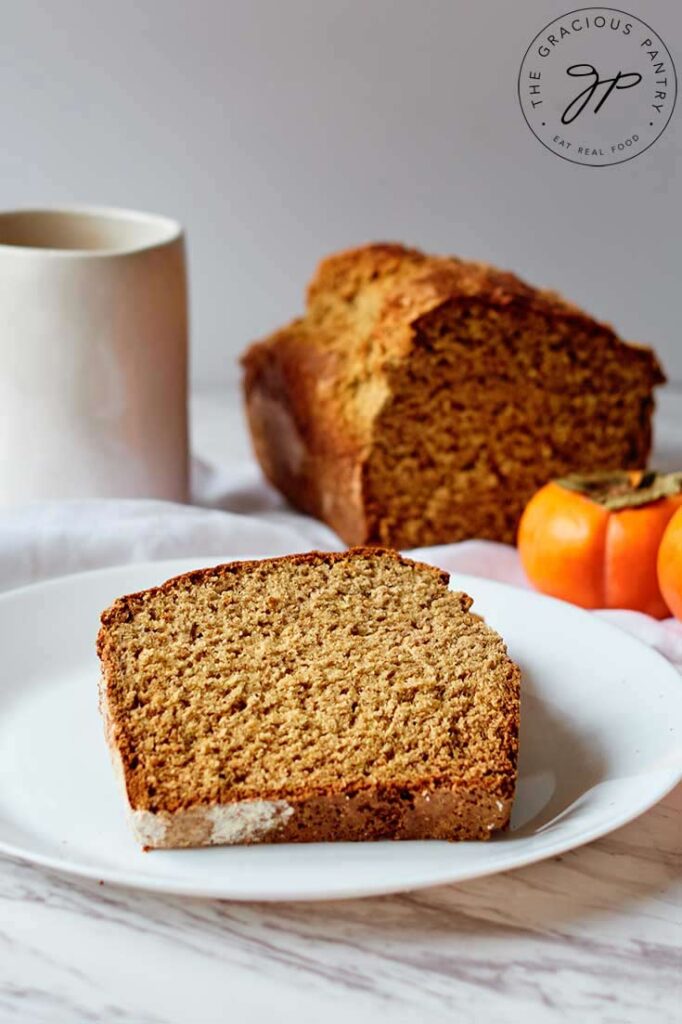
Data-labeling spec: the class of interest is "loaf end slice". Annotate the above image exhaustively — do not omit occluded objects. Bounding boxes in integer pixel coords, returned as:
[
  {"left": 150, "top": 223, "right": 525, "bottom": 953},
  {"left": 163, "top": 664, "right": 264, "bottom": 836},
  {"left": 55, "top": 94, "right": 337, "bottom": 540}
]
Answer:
[{"left": 97, "top": 548, "right": 520, "bottom": 848}]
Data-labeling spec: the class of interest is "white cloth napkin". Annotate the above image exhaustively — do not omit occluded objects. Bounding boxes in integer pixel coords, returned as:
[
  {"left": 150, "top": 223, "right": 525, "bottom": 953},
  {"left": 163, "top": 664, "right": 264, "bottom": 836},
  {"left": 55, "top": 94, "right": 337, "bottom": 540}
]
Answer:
[
  {"left": 1, "top": 475, "right": 681, "bottom": 674},
  {"left": 0, "top": 497, "right": 338, "bottom": 593}
]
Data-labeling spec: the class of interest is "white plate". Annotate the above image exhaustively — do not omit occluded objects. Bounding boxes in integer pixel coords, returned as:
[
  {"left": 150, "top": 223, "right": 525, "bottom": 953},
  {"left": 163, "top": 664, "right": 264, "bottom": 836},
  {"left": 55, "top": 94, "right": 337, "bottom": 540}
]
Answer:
[{"left": 0, "top": 557, "right": 680, "bottom": 901}]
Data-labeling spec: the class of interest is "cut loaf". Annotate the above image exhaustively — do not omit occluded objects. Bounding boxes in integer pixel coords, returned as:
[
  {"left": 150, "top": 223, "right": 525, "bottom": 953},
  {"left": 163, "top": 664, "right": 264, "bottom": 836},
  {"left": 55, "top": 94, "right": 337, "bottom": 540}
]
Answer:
[
  {"left": 97, "top": 549, "right": 520, "bottom": 848},
  {"left": 242, "top": 243, "right": 664, "bottom": 548}
]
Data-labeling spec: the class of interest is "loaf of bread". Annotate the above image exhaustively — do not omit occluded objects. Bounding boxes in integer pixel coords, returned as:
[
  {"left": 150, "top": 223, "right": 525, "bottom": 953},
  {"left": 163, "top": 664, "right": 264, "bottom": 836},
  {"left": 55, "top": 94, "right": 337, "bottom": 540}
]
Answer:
[
  {"left": 97, "top": 548, "right": 520, "bottom": 848},
  {"left": 243, "top": 243, "right": 665, "bottom": 548}
]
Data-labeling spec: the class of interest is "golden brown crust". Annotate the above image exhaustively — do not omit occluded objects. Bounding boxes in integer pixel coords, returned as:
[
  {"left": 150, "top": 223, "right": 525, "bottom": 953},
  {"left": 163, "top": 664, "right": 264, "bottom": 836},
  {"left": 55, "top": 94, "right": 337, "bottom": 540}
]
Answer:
[
  {"left": 243, "top": 375, "right": 369, "bottom": 543},
  {"left": 242, "top": 242, "right": 665, "bottom": 547},
  {"left": 263, "top": 786, "right": 513, "bottom": 844},
  {"left": 97, "top": 547, "right": 450, "bottom": 637},
  {"left": 307, "top": 241, "right": 578, "bottom": 322},
  {"left": 127, "top": 785, "right": 514, "bottom": 849}
]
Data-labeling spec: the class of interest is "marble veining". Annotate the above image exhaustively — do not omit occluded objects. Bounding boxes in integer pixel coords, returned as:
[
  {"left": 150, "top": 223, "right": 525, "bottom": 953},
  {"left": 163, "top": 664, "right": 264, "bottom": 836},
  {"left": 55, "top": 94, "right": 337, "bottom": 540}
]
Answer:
[{"left": 1, "top": 782, "right": 680, "bottom": 1024}]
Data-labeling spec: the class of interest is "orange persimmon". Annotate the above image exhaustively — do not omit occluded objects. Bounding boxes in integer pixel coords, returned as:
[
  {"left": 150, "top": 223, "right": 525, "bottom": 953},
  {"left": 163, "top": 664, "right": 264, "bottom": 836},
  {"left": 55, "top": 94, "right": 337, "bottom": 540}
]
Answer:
[
  {"left": 658, "top": 507, "right": 682, "bottom": 620},
  {"left": 518, "top": 471, "right": 682, "bottom": 618}
]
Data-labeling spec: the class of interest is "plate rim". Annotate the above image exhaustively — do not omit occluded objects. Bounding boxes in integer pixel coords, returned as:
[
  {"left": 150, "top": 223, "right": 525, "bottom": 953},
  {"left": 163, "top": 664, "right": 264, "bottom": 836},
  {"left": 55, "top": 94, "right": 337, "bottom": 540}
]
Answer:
[{"left": 1, "top": 556, "right": 681, "bottom": 901}]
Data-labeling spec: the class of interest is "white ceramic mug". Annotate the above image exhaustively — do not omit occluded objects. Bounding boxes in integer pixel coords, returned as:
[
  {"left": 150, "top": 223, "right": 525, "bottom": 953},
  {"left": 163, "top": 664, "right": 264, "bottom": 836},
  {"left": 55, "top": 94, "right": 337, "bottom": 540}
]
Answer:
[{"left": 0, "top": 206, "right": 189, "bottom": 504}]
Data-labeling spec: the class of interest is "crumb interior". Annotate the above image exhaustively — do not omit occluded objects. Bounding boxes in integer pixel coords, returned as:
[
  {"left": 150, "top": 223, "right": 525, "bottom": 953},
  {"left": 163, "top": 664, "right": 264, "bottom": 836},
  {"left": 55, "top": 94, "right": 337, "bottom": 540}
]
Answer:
[
  {"left": 103, "top": 552, "right": 518, "bottom": 812},
  {"left": 363, "top": 303, "right": 655, "bottom": 547}
]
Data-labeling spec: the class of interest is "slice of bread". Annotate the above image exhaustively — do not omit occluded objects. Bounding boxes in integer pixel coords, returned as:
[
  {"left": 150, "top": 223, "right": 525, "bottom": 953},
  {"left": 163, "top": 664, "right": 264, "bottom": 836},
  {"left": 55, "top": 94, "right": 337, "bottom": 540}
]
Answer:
[{"left": 97, "top": 549, "right": 520, "bottom": 849}]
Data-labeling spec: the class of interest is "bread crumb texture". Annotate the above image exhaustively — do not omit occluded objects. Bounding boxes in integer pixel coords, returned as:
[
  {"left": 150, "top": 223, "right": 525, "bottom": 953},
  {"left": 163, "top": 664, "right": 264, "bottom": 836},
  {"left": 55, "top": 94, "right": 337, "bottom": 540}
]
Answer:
[
  {"left": 243, "top": 243, "right": 664, "bottom": 547},
  {"left": 97, "top": 550, "right": 519, "bottom": 844}
]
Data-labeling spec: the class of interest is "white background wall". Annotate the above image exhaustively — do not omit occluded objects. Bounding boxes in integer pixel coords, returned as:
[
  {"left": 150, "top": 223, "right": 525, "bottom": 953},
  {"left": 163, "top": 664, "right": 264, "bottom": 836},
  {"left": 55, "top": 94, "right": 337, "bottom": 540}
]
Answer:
[{"left": 1, "top": 0, "right": 680, "bottom": 384}]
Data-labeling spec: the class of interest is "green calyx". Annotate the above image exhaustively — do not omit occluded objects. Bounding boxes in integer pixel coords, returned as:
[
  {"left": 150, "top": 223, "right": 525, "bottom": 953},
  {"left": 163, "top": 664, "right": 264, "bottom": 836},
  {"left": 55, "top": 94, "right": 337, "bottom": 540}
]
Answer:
[{"left": 557, "top": 470, "right": 682, "bottom": 511}]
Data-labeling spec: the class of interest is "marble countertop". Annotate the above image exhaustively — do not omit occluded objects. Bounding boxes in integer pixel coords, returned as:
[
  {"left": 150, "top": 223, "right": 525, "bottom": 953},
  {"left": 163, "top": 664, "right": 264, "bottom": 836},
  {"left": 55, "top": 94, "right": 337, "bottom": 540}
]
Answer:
[{"left": 2, "top": 384, "right": 681, "bottom": 1024}]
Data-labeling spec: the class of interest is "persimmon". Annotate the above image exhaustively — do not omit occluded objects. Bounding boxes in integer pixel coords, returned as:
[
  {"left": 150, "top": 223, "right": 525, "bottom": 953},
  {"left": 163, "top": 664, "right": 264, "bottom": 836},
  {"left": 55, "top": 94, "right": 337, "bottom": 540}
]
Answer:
[
  {"left": 658, "top": 507, "right": 682, "bottom": 620},
  {"left": 517, "top": 471, "right": 682, "bottom": 618}
]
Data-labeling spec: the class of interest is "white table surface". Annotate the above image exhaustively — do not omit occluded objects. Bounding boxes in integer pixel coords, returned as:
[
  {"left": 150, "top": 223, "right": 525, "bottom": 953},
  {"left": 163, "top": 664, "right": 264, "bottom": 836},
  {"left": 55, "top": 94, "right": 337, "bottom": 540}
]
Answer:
[{"left": 2, "top": 382, "right": 682, "bottom": 1024}]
